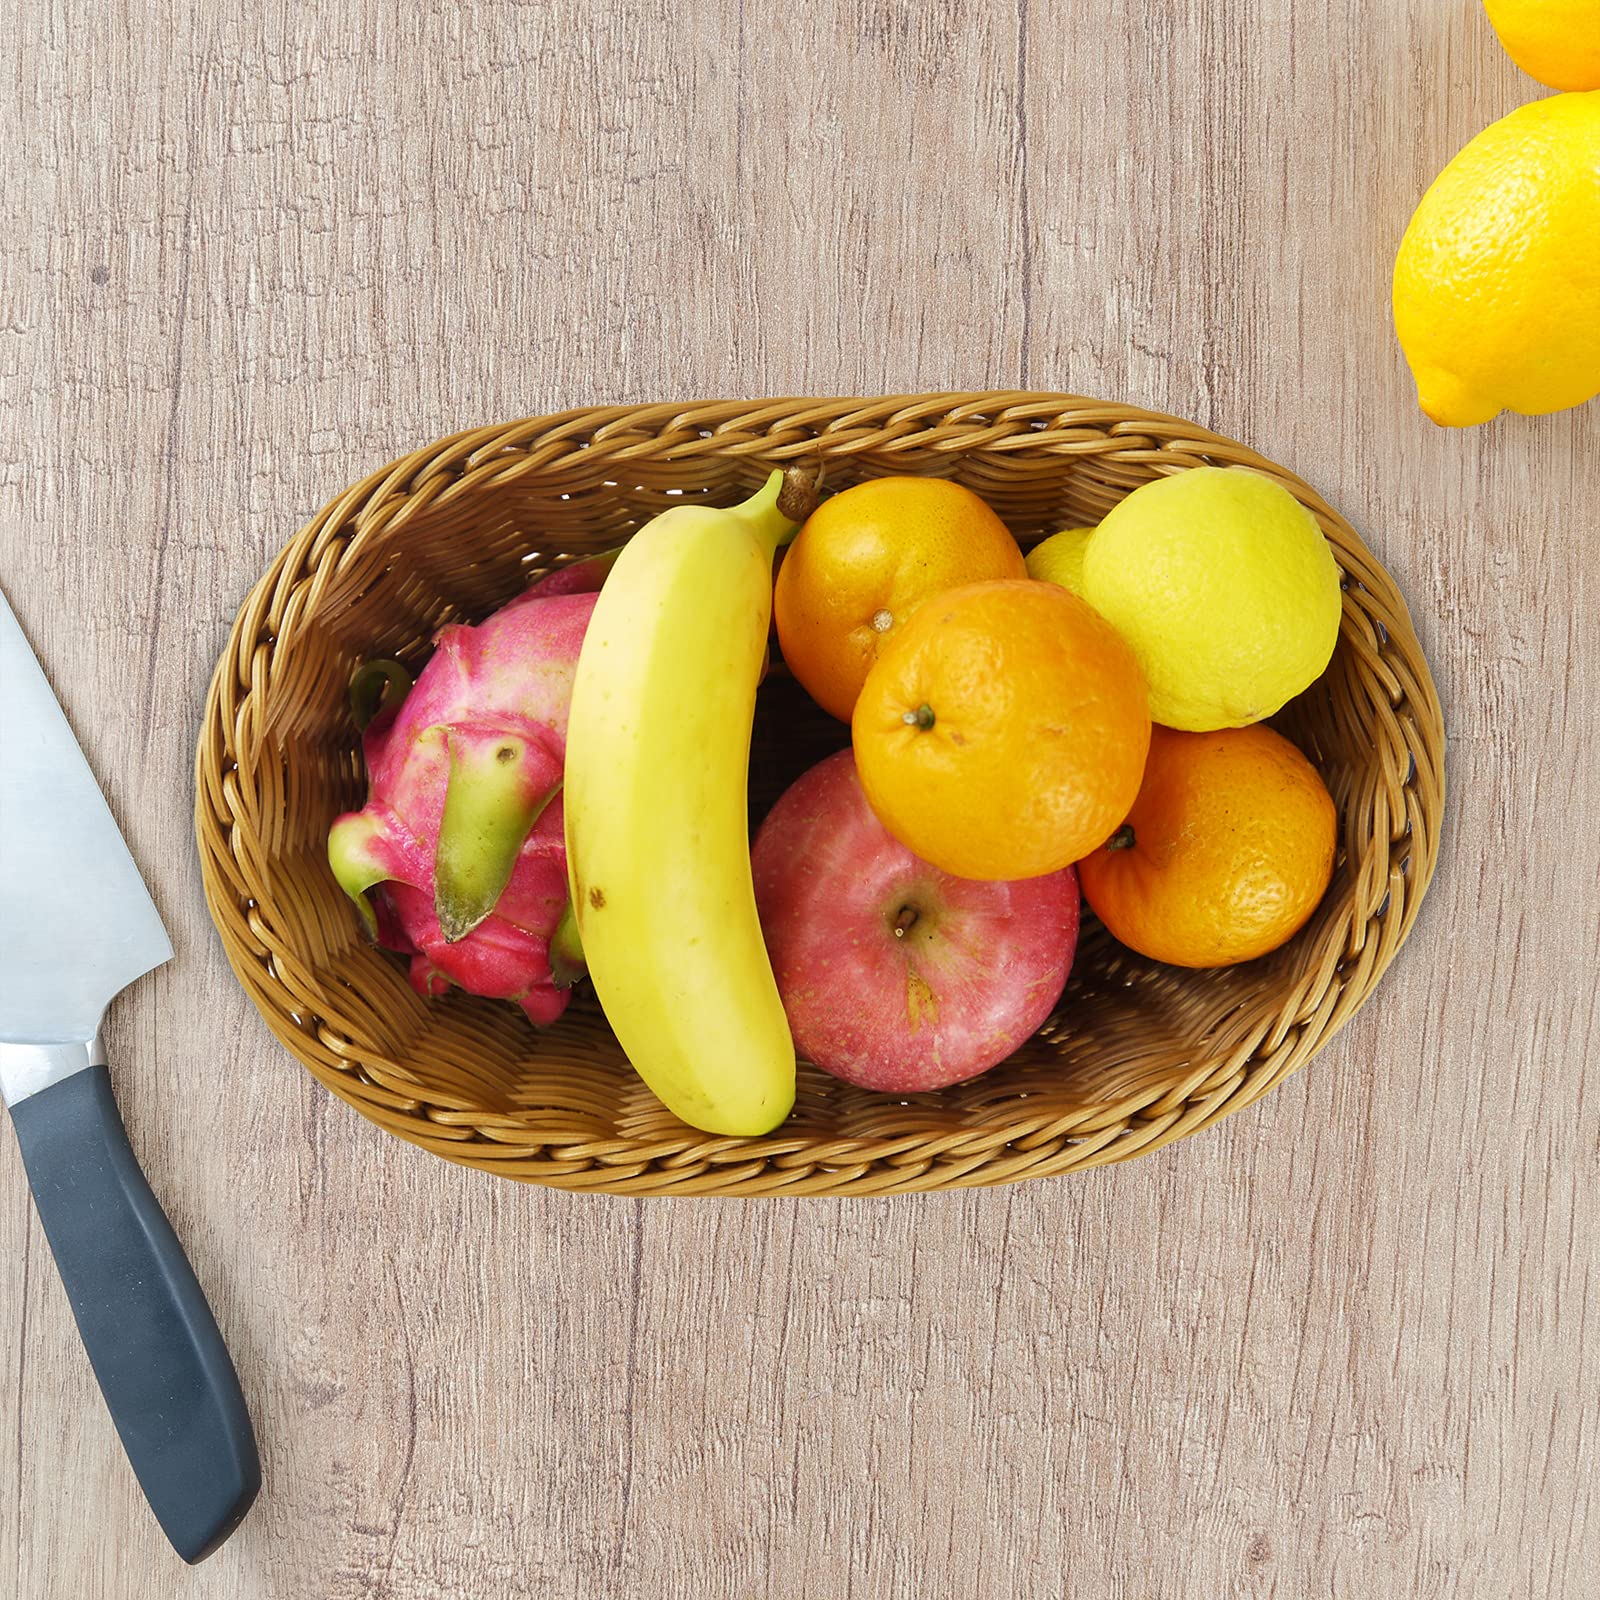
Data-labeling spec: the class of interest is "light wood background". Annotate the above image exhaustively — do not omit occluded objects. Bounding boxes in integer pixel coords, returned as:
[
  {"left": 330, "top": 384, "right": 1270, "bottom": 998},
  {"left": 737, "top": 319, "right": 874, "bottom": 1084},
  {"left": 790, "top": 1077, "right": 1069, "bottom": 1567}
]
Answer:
[{"left": 2, "top": 2, "right": 1597, "bottom": 1595}]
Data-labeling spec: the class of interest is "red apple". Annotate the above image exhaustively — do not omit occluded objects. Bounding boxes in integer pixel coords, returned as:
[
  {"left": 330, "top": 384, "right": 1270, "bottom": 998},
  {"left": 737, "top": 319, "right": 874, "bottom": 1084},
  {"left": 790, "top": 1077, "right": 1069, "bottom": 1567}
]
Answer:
[{"left": 751, "top": 750, "right": 1079, "bottom": 1092}]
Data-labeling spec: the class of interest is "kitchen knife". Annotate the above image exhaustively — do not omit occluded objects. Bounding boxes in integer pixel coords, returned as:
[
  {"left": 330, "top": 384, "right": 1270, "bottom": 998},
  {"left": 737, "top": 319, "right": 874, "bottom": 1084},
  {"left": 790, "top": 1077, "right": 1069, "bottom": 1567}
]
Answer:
[{"left": 0, "top": 583, "right": 259, "bottom": 1563}]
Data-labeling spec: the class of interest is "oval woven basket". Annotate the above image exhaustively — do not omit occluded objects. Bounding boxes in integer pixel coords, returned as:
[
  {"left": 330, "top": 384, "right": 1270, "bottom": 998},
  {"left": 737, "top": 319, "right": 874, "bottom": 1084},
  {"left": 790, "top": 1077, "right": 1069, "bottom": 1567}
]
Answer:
[{"left": 196, "top": 393, "right": 1444, "bottom": 1195}]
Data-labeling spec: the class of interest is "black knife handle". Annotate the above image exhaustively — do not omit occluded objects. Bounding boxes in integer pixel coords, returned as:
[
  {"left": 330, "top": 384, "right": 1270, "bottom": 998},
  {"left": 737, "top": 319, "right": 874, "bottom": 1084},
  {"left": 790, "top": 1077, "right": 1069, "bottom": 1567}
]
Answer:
[{"left": 8, "top": 1064, "right": 260, "bottom": 1562}]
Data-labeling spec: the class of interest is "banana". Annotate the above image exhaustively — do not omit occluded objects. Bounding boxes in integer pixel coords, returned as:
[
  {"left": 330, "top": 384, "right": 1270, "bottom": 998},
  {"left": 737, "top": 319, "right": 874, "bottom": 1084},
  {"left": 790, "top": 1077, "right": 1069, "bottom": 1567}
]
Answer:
[{"left": 563, "top": 468, "right": 817, "bottom": 1136}]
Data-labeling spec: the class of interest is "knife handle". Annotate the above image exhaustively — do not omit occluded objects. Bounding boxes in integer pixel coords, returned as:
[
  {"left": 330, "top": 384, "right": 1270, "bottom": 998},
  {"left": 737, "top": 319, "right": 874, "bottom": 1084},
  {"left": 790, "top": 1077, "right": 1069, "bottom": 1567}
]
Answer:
[{"left": 8, "top": 1061, "right": 260, "bottom": 1563}]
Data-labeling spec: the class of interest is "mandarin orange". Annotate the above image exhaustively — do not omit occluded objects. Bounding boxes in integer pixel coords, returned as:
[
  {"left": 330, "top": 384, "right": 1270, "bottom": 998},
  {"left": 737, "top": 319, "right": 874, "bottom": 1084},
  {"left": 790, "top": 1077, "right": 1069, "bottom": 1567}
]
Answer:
[
  {"left": 850, "top": 579, "right": 1150, "bottom": 880},
  {"left": 774, "top": 476, "right": 1026, "bottom": 721},
  {"left": 1077, "top": 724, "right": 1336, "bottom": 968}
]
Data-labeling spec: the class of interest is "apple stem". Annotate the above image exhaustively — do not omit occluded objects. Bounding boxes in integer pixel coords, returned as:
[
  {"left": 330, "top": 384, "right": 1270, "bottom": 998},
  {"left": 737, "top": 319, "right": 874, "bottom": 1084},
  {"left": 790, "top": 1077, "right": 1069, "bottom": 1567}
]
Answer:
[
  {"left": 1105, "top": 824, "right": 1136, "bottom": 851},
  {"left": 893, "top": 905, "right": 920, "bottom": 938}
]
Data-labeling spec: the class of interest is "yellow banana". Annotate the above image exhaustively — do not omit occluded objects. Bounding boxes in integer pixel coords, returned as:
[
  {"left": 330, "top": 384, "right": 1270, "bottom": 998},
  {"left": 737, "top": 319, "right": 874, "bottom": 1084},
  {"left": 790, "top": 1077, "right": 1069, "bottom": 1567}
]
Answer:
[{"left": 564, "top": 468, "right": 816, "bottom": 1135}]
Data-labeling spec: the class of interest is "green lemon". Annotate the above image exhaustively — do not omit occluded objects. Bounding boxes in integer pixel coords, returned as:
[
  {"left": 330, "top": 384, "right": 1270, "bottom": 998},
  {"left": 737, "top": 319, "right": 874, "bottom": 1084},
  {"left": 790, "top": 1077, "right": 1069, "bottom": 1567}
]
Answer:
[
  {"left": 1025, "top": 526, "right": 1096, "bottom": 595},
  {"left": 1083, "top": 467, "right": 1341, "bottom": 731}
]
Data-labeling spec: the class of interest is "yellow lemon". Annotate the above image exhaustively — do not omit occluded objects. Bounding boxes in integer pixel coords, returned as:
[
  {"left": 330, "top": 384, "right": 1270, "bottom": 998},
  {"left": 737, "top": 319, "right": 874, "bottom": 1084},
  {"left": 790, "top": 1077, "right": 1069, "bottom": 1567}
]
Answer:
[
  {"left": 1082, "top": 468, "right": 1341, "bottom": 732},
  {"left": 1485, "top": 1, "right": 1600, "bottom": 91},
  {"left": 1393, "top": 91, "right": 1600, "bottom": 426},
  {"left": 1024, "top": 526, "right": 1095, "bottom": 595}
]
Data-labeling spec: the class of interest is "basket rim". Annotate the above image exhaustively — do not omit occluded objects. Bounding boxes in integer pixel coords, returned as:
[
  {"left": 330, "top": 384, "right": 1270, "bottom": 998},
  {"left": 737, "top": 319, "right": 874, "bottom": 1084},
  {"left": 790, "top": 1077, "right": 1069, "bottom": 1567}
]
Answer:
[{"left": 194, "top": 391, "right": 1446, "bottom": 1196}]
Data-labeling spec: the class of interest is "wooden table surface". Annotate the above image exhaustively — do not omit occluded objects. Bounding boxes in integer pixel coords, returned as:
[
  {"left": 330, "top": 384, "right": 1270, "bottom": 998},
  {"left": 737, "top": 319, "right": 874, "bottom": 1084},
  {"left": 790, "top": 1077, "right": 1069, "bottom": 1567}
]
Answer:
[{"left": 3, "top": 2, "right": 1597, "bottom": 1595}]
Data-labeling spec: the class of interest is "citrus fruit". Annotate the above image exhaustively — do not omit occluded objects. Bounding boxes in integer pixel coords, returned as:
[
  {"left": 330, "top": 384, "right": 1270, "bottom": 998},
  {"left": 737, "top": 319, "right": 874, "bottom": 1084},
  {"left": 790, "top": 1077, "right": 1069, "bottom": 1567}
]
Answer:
[
  {"left": 1078, "top": 724, "right": 1337, "bottom": 968},
  {"left": 1024, "top": 526, "right": 1095, "bottom": 595},
  {"left": 1393, "top": 91, "right": 1600, "bottom": 426},
  {"left": 851, "top": 579, "right": 1150, "bottom": 880},
  {"left": 1082, "top": 467, "right": 1341, "bottom": 732},
  {"left": 774, "top": 476, "right": 1026, "bottom": 721},
  {"left": 1484, "top": 1, "right": 1600, "bottom": 91}
]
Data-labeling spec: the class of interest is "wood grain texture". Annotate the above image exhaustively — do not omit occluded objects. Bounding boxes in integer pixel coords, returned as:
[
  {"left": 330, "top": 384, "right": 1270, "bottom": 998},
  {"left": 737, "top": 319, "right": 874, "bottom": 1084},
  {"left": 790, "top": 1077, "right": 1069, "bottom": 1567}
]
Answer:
[{"left": 1, "top": 0, "right": 1596, "bottom": 1593}]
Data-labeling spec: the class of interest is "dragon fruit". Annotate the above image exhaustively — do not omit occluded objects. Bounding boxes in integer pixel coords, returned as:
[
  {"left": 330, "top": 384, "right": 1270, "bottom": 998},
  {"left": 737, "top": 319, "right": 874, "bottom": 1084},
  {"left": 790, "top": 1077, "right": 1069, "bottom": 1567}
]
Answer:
[{"left": 327, "top": 558, "right": 613, "bottom": 1026}]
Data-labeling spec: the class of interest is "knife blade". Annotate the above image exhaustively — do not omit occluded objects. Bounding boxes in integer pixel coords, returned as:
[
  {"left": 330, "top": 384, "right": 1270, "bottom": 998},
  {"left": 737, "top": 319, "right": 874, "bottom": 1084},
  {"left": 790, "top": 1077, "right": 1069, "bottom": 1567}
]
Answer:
[
  {"left": 0, "top": 583, "right": 260, "bottom": 1563},
  {"left": 0, "top": 587, "right": 172, "bottom": 1057}
]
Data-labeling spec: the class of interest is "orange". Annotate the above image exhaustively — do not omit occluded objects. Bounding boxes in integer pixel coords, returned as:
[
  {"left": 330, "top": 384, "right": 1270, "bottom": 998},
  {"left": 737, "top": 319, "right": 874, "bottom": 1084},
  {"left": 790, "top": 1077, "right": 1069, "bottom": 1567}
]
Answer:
[
  {"left": 851, "top": 580, "right": 1150, "bottom": 880},
  {"left": 1078, "top": 724, "right": 1336, "bottom": 968},
  {"left": 774, "top": 476, "right": 1026, "bottom": 721}
]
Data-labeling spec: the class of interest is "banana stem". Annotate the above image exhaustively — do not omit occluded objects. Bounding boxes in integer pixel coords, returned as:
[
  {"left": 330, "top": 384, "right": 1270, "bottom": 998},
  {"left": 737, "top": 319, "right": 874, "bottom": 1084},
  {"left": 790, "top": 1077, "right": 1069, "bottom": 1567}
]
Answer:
[
  {"left": 775, "top": 462, "right": 823, "bottom": 530},
  {"left": 735, "top": 465, "right": 822, "bottom": 552}
]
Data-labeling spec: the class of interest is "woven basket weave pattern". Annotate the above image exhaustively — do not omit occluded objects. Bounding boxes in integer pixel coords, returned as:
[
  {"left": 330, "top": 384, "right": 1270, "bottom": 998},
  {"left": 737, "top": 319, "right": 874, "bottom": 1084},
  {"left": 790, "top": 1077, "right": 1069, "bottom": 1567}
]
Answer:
[{"left": 195, "top": 394, "right": 1444, "bottom": 1195}]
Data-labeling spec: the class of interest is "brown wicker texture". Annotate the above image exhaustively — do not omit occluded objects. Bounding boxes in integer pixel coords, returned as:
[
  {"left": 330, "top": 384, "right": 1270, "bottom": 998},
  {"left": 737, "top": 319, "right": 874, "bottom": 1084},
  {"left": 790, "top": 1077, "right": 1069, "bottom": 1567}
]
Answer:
[{"left": 195, "top": 394, "right": 1444, "bottom": 1195}]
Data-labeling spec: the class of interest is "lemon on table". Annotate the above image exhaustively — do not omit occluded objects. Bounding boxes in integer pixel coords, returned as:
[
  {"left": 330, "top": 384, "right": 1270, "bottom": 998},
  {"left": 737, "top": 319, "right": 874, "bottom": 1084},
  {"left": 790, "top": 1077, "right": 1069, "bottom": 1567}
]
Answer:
[
  {"left": 1024, "top": 526, "right": 1095, "bottom": 595},
  {"left": 1484, "top": 1, "right": 1600, "bottom": 92},
  {"left": 1393, "top": 91, "right": 1600, "bottom": 427},
  {"left": 1082, "top": 467, "right": 1341, "bottom": 732}
]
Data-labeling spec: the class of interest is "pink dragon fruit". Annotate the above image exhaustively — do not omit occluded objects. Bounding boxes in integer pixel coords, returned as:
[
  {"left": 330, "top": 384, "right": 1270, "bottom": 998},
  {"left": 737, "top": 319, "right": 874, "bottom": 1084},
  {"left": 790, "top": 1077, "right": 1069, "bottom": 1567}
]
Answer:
[{"left": 328, "top": 556, "right": 613, "bottom": 1026}]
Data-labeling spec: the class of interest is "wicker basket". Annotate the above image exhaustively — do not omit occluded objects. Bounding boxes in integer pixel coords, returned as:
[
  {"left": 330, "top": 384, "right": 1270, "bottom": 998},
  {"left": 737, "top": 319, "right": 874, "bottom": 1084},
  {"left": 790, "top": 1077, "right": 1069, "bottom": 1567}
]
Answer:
[{"left": 195, "top": 394, "right": 1444, "bottom": 1195}]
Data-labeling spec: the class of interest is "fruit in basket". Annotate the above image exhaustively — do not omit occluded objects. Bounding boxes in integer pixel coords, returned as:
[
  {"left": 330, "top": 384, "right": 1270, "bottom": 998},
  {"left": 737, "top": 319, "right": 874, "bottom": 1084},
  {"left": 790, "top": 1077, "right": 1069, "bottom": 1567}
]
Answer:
[
  {"left": 852, "top": 579, "right": 1150, "bottom": 880},
  {"left": 752, "top": 751, "right": 1079, "bottom": 1092},
  {"left": 774, "top": 476, "right": 1026, "bottom": 721},
  {"left": 1078, "top": 724, "right": 1337, "bottom": 968},
  {"left": 1484, "top": 1, "right": 1600, "bottom": 91},
  {"left": 1082, "top": 467, "right": 1340, "bottom": 730},
  {"left": 327, "top": 576, "right": 598, "bottom": 1026},
  {"left": 1394, "top": 92, "right": 1600, "bottom": 426},
  {"left": 1024, "top": 525, "right": 1095, "bottom": 595},
  {"left": 564, "top": 467, "right": 820, "bottom": 1137}
]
